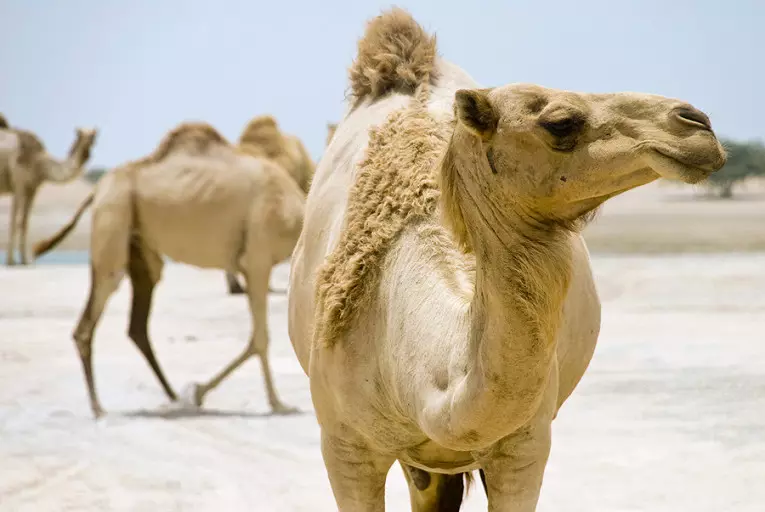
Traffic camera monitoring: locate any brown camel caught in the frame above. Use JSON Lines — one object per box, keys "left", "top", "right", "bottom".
{"left": 224, "top": 115, "right": 315, "bottom": 294}
{"left": 287, "top": 9, "right": 726, "bottom": 511}
{"left": 225, "top": 116, "right": 318, "bottom": 295}
{"left": 56, "top": 122, "right": 303, "bottom": 418}
{"left": 0, "top": 116, "right": 97, "bottom": 265}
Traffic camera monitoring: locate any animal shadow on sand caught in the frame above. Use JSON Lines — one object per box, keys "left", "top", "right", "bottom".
{"left": 121, "top": 405, "right": 306, "bottom": 421}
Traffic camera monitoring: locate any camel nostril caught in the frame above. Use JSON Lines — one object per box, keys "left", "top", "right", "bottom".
{"left": 673, "top": 106, "right": 712, "bottom": 131}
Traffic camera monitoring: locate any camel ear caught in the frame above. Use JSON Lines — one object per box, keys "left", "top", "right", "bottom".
{"left": 455, "top": 89, "right": 497, "bottom": 140}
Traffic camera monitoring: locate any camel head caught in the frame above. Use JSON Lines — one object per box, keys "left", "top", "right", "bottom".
{"left": 71, "top": 127, "right": 98, "bottom": 168}
{"left": 451, "top": 84, "right": 726, "bottom": 223}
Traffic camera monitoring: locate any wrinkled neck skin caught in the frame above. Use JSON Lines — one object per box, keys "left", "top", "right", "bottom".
{"left": 421, "top": 131, "right": 573, "bottom": 449}
{"left": 40, "top": 137, "right": 88, "bottom": 182}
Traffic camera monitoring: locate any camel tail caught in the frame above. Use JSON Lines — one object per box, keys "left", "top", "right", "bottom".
{"left": 33, "top": 193, "right": 94, "bottom": 258}
{"left": 348, "top": 7, "right": 438, "bottom": 106}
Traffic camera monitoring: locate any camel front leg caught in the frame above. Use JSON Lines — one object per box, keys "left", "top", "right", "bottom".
{"left": 481, "top": 364, "right": 558, "bottom": 511}
{"left": 481, "top": 421, "right": 552, "bottom": 512}
{"left": 18, "top": 186, "right": 38, "bottom": 265}
{"left": 195, "top": 264, "right": 296, "bottom": 414}
{"left": 322, "top": 430, "right": 394, "bottom": 512}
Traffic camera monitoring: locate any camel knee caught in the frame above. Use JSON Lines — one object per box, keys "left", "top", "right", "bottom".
{"left": 72, "top": 331, "right": 92, "bottom": 358}
{"left": 249, "top": 335, "right": 268, "bottom": 356}
{"left": 249, "top": 326, "right": 271, "bottom": 354}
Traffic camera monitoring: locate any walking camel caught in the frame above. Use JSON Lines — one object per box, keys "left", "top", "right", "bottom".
{"left": 32, "top": 116, "right": 315, "bottom": 298}
{"left": 287, "top": 9, "right": 726, "bottom": 511}
{"left": 0, "top": 115, "right": 97, "bottom": 265}
{"left": 62, "top": 122, "right": 303, "bottom": 418}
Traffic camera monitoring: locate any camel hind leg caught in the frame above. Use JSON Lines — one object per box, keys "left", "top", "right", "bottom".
{"left": 402, "top": 464, "right": 471, "bottom": 512}
{"left": 72, "top": 184, "right": 131, "bottom": 418}
{"left": 126, "top": 236, "right": 176, "bottom": 401}
{"left": 18, "top": 185, "right": 38, "bottom": 264}
{"left": 225, "top": 271, "right": 246, "bottom": 295}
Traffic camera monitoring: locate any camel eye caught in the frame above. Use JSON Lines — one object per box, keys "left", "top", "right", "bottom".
{"left": 540, "top": 116, "right": 583, "bottom": 138}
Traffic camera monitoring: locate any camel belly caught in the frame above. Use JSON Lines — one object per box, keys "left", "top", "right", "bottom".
{"left": 398, "top": 442, "right": 480, "bottom": 475}
{"left": 137, "top": 201, "right": 246, "bottom": 269}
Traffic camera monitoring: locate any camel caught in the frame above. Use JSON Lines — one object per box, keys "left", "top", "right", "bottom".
{"left": 61, "top": 122, "right": 303, "bottom": 418}
{"left": 222, "top": 115, "right": 315, "bottom": 295}
{"left": 0, "top": 116, "right": 97, "bottom": 265}
{"left": 225, "top": 117, "right": 321, "bottom": 295}
{"left": 30, "top": 115, "right": 313, "bottom": 298}
{"left": 287, "top": 9, "right": 726, "bottom": 511}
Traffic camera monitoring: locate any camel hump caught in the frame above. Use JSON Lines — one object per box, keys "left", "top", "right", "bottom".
{"left": 153, "top": 122, "right": 227, "bottom": 161}
{"left": 349, "top": 7, "right": 437, "bottom": 105}
{"left": 238, "top": 115, "right": 283, "bottom": 158}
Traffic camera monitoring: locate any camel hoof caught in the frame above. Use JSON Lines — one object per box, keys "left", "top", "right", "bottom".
{"left": 180, "top": 383, "right": 206, "bottom": 408}
{"left": 271, "top": 403, "right": 300, "bottom": 415}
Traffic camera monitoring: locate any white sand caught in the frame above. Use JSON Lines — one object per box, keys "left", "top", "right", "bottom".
{"left": 1, "top": 255, "right": 764, "bottom": 511}
{"left": 3, "top": 178, "right": 765, "bottom": 255}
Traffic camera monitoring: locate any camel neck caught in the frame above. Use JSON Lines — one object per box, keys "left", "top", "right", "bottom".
{"left": 434, "top": 133, "right": 573, "bottom": 444}
{"left": 43, "top": 138, "right": 87, "bottom": 183}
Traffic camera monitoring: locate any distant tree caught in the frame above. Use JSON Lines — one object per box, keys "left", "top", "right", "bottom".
{"left": 706, "top": 140, "right": 765, "bottom": 198}
{"left": 84, "top": 167, "right": 108, "bottom": 184}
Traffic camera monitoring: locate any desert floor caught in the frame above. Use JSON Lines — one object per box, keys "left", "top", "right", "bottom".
{"left": 2, "top": 178, "right": 765, "bottom": 254}
{"left": 1, "top": 254, "right": 763, "bottom": 511}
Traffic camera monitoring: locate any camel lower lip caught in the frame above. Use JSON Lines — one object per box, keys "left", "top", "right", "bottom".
{"left": 654, "top": 150, "right": 714, "bottom": 177}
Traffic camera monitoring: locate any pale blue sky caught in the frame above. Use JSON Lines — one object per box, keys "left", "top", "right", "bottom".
{"left": 1, "top": 0, "right": 762, "bottom": 167}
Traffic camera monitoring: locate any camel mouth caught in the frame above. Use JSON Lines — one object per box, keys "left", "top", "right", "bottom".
{"left": 651, "top": 149, "right": 720, "bottom": 184}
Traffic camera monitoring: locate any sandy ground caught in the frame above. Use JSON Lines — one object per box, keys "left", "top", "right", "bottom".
{"left": 2, "top": 177, "right": 765, "bottom": 255}
{"left": 1, "top": 255, "right": 764, "bottom": 511}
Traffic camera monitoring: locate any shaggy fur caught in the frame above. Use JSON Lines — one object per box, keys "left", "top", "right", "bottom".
{"left": 314, "top": 7, "right": 447, "bottom": 347}
{"left": 348, "top": 7, "right": 438, "bottom": 107}
{"left": 314, "top": 94, "right": 452, "bottom": 347}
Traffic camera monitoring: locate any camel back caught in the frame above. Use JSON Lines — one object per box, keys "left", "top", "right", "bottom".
{"left": 149, "top": 122, "right": 228, "bottom": 163}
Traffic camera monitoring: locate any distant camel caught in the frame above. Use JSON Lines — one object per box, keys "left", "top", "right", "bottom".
{"left": 41, "top": 122, "right": 304, "bottom": 418}
{"left": 31, "top": 116, "right": 314, "bottom": 299}
{"left": 225, "top": 117, "right": 322, "bottom": 295}
{"left": 288, "top": 8, "right": 727, "bottom": 511}
{"left": 0, "top": 115, "right": 97, "bottom": 265}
